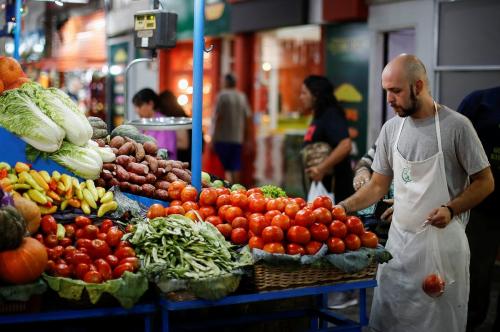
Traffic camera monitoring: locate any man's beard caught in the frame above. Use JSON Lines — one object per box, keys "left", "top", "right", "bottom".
{"left": 395, "top": 86, "right": 418, "bottom": 118}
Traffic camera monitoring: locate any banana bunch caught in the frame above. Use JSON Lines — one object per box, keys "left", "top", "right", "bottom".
{"left": 0, "top": 161, "right": 117, "bottom": 217}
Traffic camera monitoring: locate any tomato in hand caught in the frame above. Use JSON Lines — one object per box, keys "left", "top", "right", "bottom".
{"left": 199, "top": 188, "right": 218, "bottom": 206}
{"left": 261, "top": 225, "right": 284, "bottom": 244}
{"left": 331, "top": 206, "right": 347, "bottom": 222}
{"left": 75, "top": 216, "right": 92, "bottom": 228}
{"left": 271, "top": 214, "right": 291, "bottom": 231}
{"left": 345, "top": 216, "right": 365, "bottom": 236}
{"left": 41, "top": 215, "right": 57, "bottom": 235}
{"left": 231, "top": 227, "right": 248, "bottom": 245}
{"left": 310, "top": 223, "right": 330, "bottom": 242}
{"left": 287, "top": 226, "right": 311, "bottom": 245}
{"left": 263, "top": 242, "right": 285, "bottom": 254}
{"left": 313, "top": 195, "right": 333, "bottom": 211}
{"left": 294, "top": 209, "right": 315, "bottom": 228}
{"left": 327, "top": 237, "right": 345, "bottom": 254}
{"left": 305, "top": 241, "right": 323, "bottom": 255}
{"left": 360, "top": 231, "right": 379, "bottom": 248}
{"left": 286, "top": 243, "right": 306, "bottom": 256}
{"left": 344, "top": 234, "right": 361, "bottom": 251}
{"left": 329, "top": 220, "right": 347, "bottom": 239}
{"left": 312, "top": 207, "right": 332, "bottom": 225}
{"left": 248, "top": 236, "right": 264, "bottom": 250}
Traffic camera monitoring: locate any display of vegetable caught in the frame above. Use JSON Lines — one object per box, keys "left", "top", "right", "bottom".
{"left": 0, "top": 84, "right": 65, "bottom": 152}
{"left": 125, "top": 215, "right": 251, "bottom": 281}
{"left": 260, "top": 185, "right": 287, "bottom": 198}
{"left": 46, "top": 141, "right": 103, "bottom": 180}
{"left": 0, "top": 205, "right": 26, "bottom": 251}
{"left": 88, "top": 116, "right": 109, "bottom": 139}
{"left": 111, "top": 125, "right": 157, "bottom": 145}
{"left": 13, "top": 195, "right": 41, "bottom": 234}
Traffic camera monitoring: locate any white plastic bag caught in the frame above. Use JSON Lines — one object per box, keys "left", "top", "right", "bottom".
{"left": 307, "top": 181, "right": 334, "bottom": 203}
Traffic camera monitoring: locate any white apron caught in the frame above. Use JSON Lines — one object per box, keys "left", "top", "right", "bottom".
{"left": 370, "top": 103, "right": 470, "bottom": 332}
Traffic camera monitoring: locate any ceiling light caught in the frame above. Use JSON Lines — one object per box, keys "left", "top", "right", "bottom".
{"left": 54, "top": 1, "right": 64, "bottom": 6}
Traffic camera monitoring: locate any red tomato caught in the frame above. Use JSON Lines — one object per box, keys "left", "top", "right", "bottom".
{"left": 271, "top": 214, "right": 291, "bottom": 231}
{"left": 327, "top": 237, "right": 346, "bottom": 254}
{"left": 293, "top": 197, "right": 307, "bottom": 209}
{"left": 105, "top": 255, "right": 120, "bottom": 268}
{"left": 168, "top": 205, "right": 185, "bottom": 215}
{"left": 284, "top": 203, "right": 300, "bottom": 219}
{"left": 167, "top": 180, "right": 186, "bottom": 200}
{"left": 75, "top": 238, "right": 92, "bottom": 251}
{"left": 119, "top": 257, "right": 140, "bottom": 271}
{"left": 147, "top": 204, "right": 166, "bottom": 219}
{"left": 313, "top": 195, "right": 333, "bottom": 210}
{"left": 75, "top": 216, "right": 92, "bottom": 228}
{"left": 263, "top": 242, "right": 285, "bottom": 254}
{"left": 72, "top": 252, "right": 92, "bottom": 265}
{"left": 46, "top": 260, "right": 56, "bottom": 273}
{"left": 224, "top": 206, "right": 243, "bottom": 223}
{"left": 113, "top": 263, "right": 134, "bottom": 279}
{"left": 230, "top": 193, "right": 249, "bottom": 210}
{"left": 180, "top": 185, "right": 198, "bottom": 202}
{"left": 35, "top": 233, "right": 44, "bottom": 244}
{"left": 248, "top": 214, "right": 267, "bottom": 236}
{"left": 329, "top": 220, "right": 348, "bottom": 239}
{"left": 294, "top": 209, "right": 315, "bottom": 228}
{"left": 99, "top": 219, "right": 114, "bottom": 234}
{"left": 266, "top": 199, "right": 285, "bottom": 212}
{"left": 231, "top": 216, "right": 248, "bottom": 230}
{"left": 206, "top": 215, "right": 223, "bottom": 227}
{"left": 182, "top": 201, "right": 199, "bottom": 212}
{"left": 40, "top": 215, "right": 57, "bottom": 235}
{"left": 184, "top": 210, "right": 201, "bottom": 221}
{"left": 59, "top": 237, "right": 72, "bottom": 248}
{"left": 248, "top": 236, "right": 264, "bottom": 250}
{"left": 312, "top": 207, "right": 333, "bottom": 225}
{"left": 170, "top": 200, "right": 182, "bottom": 206}
{"left": 287, "top": 226, "right": 311, "bottom": 245}
{"left": 331, "top": 206, "right": 347, "bottom": 222}
{"left": 44, "top": 234, "right": 59, "bottom": 248}
{"left": 344, "top": 234, "right": 361, "bottom": 251}
{"left": 360, "top": 231, "right": 379, "bottom": 248}
{"left": 97, "top": 232, "right": 107, "bottom": 241}
{"left": 230, "top": 227, "right": 248, "bottom": 245}
{"left": 422, "top": 273, "right": 445, "bottom": 298}
{"left": 82, "top": 225, "right": 99, "bottom": 240}
{"left": 64, "top": 246, "right": 77, "bottom": 262}
{"left": 83, "top": 270, "right": 103, "bottom": 283}
{"left": 90, "top": 239, "right": 111, "bottom": 259}
{"left": 248, "top": 196, "right": 267, "bottom": 213}
{"left": 117, "top": 241, "right": 131, "bottom": 249}
{"left": 199, "top": 206, "right": 216, "bottom": 218}
{"left": 286, "top": 243, "right": 306, "bottom": 255}
{"left": 53, "top": 263, "right": 71, "bottom": 278}
{"left": 216, "top": 223, "right": 233, "bottom": 239}
{"left": 261, "top": 225, "right": 284, "bottom": 244}
{"left": 64, "top": 224, "right": 76, "bottom": 239}
{"left": 310, "top": 223, "right": 330, "bottom": 242}
{"left": 126, "top": 224, "right": 136, "bottom": 234}
{"left": 218, "top": 204, "right": 232, "bottom": 221}
{"left": 94, "top": 258, "right": 112, "bottom": 281}
{"left": 114, "top": 247, "right": 136, "bottom": 261}
{"left": 246, "top": 188, "right": 263, "bottom": 196}
{"left": 106, "top": 227, "right": 124, "bottom": 247}
{"left": 75, "top": 228, "right": 84, "bottom": 239}
{"left": 199, "top": 188, "right": 218, "bottom": 206}
{"left": 345, "top": 216, "right": 365, "bottom": 236}
{"left": 215, "top": 187, "right": 231, "bottom": 196}
{"left": 75, "top": 263, "right": 90, "bottom": 280}
{"left": 264, "top": 210, "right": 281, "bottom": 225}
{"left": 305, "top": 241, "right": 323, "bottom": 255}
{"left": 216, "top": 194, "right": 231, "bottom": 209}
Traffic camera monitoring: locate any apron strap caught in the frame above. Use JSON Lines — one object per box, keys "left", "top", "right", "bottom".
{"left": 394, "top": 117, "right": 406, "bottom": 150}
{"left": 434, "top": 101, "right": 443, "bottom": 153}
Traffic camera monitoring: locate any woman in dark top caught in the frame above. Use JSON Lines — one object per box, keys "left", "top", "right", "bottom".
{"left": 300, "top": 75, "right": 354, "bottom": 202}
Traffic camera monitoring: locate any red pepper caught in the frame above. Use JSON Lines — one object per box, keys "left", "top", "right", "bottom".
{"left": 0, "top": 169, "right": 7, "bottom": 180}
{"left": 49, "top": 179, "right": 57, "bottom": 191}
{"left": 44, "top": 201, "right": 53, "bottom": 208}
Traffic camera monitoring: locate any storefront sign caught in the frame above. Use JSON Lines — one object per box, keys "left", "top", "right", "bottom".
{"left": 325, "top": 23, "right": 370, "bottom": 159}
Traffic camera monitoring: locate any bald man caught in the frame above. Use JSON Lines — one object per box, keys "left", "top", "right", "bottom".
{"left": 334, "top": 54, "right": 494, "bottom": 332}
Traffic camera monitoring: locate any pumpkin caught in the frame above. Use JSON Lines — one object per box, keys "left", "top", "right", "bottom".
{"left": 13, "top": 196, "right": 41, "bottom": 234}
{"left": 0, "top": 206, "right": 26, "bottom": 251}
{"left": 0, "top": 237, "right": 48, "bottom": 284}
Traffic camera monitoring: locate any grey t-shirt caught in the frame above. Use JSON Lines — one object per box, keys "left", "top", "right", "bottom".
{"left": 372, "top": 105, "right": 490, "bottom": 199}
{"left": 212, "top": 89, "right": 251, "bottom": 144}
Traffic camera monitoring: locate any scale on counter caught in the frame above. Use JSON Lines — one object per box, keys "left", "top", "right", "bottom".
{"left": 128, "top": 117, "right": 192, "bottom": 131}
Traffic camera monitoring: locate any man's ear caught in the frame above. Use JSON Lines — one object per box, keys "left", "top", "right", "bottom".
{"left": 414, "top": 80, "right": 424, "bottom": 95}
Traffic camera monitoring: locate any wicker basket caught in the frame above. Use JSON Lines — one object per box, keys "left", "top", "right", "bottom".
{"left": 252, "top": 263, "right": 377, "bottom": 291}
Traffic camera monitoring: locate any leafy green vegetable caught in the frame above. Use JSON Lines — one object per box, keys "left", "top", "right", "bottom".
{"left": 48, "top": 141, "right": 103, "bottom": 179}
{"left": 260, "top": 185, "right": 287, "bottom": 198}
{"left": 0, "top": 85, "right": 65, "bottom": 152}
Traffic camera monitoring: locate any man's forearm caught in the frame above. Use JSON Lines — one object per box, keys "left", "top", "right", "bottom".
{"left": 447, "top": 167, "right": 494, "bottom": 216}
{"left": 338, "top": 174, "right": 390, "bottom": 213}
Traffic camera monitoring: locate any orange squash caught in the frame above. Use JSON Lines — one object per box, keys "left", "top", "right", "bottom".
{"left": 0, "top": 237, "right": 48, "bottom": 284}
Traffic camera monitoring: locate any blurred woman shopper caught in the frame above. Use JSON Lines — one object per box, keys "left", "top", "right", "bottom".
{"left": 299, "top": 75, "right": 356, "bottom": 309}
{"left": 158, "top": 90, "right": 191, "bottom": 163}
{"left": 132, "top": 88, "right": 177, "bottom": 159}
{"left": 300, "top": 75, "right": 354, "bottom": 202}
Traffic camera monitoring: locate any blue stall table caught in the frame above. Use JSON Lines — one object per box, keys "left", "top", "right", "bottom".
{"left": 159, "top": 278, "right": 377, "bottom": 332}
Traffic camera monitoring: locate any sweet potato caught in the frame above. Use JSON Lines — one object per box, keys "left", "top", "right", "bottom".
{"left": 95, "top": 139, "right": 106, "bottom": 147}
{"left": 116, "top": 165, "right": 130, "bottom": 181}
{"left": 119, "top": 182, "right": 130, "bottom": 191}
{"left": 182, "top": 162, "right": 190, "bottom": 169}
{"left": 108, "top": 178, "right": 120, "bottom": 187}
{"left": 155, "top": 168, "right": 166, "bottom": 177}
{"left": 134, "top": 142, "right": 145, "bottom": 162}
{"left": 145, "top": 173, "right": 157, "bottom": 184}
{"left": 145, "top": 155, "right": 158, "bottom": 174}
{"left": 171, "top": 161, "right": 184, "bottom": 169}
{"left": 103, "top": 163, "right": 117, "bottom": 172}
{"left": 171, "top": 168, "right": 191, "bottom": 182}
{"left": 129, "top": 173, "right": 146, "bottom": 185}
{"left": 127, "top": 162, "right": 149, "bottom": 176}
{"left": 129, "top": 184, "right": 141, "bottom": 194}
{"left": 111, "top": 148, "right": 119, "bottom": 155}
{"left": 100, "top": 170, "right": 113, "bottom": 181}
{"left": 117, "top": 142, "right": 135, "bottom": 155}
{"left": 109, "top": 136, "right": 125, "bottom": 149}
{"left": 143, "top": 141, "right": 158, "bottom": 155}
{"left": 154, "top": 189, "right": 169, "bottom": 201}
{"left": 116, "top": 155, "right": 132, "bottom": 167}
{"left": 166, "top": 172, "right": 179, "bottom": 182}
{"left": 155, "top": 181, "right": 170, "bottom": 190}
{"left": 95, "top": 178, "right": 106, "bottom": 188}
{"left": 141, "top": 184, "right": 156, "bottom": 197}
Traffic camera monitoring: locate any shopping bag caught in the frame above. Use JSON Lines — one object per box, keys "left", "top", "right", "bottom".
{"left": 307, "top": 181, "right": 334, "bottom": 203}
{"left": 419, "top": 224, "right": 456, "bottom": 298}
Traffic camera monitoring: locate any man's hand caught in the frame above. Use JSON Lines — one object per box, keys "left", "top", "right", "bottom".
{"left": 426, "top": 206, "right": 453, "bottom": 228}
{"left": 353, "top": 168, "right": 371, "bottom": 191}
{"left": 380, "top": 198, "right": 394, "bottom": 222}
{"left": 306, "top": 165, "right": 326, "bottom": 182}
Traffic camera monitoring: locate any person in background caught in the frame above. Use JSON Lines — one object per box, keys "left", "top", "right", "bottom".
{"left": 300, "top": 75, "right": 354, "bottom": 203}
{"left": 210, "top": 73, "right": 252, "bottom": 184}
{"left": 458, "top": 86, "right": 500, "bottom": 332}
{"left": 132, "top": 88, "right": 177, "bottom": 160}
{"left": 299, "top": 75, "right": 355, "bottom": 309}
{"left": 158, "top": 90, "right": 191, "bottom": 164}
{"left": 334, "top": 54, "right": 494, "bottom": 332}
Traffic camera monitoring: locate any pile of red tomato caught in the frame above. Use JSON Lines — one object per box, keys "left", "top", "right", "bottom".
{"left": 146, "top": 185, "right": 379, "bottom": 256}
{"left": 35, "top": 215, "right": 139, "bottom": 283}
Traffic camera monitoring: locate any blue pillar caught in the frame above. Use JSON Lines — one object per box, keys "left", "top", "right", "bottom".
{"left": 191, "top": 0, "right": 205, "bottom": 192}
{"left": 13, "top": 0, "right": 22, "bottom": 60}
